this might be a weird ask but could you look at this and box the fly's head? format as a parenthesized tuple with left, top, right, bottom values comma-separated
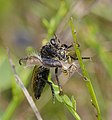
(57, 48, 66, 61)
(49, 35, 61, 49)
(56, 43, 74, 61)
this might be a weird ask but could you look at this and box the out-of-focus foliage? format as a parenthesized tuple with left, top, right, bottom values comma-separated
(0, 0, 112, 120)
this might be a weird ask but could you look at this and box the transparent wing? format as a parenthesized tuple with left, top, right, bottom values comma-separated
(59, 56, 91, 82)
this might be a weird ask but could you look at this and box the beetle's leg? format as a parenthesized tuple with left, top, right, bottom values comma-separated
(55, 67, 63, 95)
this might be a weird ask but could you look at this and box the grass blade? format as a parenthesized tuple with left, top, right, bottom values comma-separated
(69, 17, 102, 120)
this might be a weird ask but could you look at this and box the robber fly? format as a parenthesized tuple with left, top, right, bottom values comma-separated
(19, 35, 90, 100)
(19, 35, 73, 99)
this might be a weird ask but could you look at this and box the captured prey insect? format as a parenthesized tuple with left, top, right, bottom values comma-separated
(19, 35, 90, 100)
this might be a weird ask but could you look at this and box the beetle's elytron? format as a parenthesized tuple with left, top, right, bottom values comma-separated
(19, 35, 90, 100)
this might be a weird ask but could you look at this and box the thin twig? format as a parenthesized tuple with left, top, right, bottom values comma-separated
(7, 48, 43, 120)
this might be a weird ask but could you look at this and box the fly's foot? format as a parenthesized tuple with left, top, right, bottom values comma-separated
(19, 57, 28, 65)
(59, 89, 63, 96)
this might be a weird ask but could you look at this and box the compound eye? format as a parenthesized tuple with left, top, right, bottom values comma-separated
(50, 39, 56, 45)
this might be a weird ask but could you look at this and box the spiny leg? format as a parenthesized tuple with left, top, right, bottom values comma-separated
(81, 57, 91, 60)
(55, 67, 63, 95)
(19, 56, 41, 66)
(70, 56, 91, 61)
(67, 62, 87, 80)
(38, 76, 55, 101)
(47, 81, 55, 102)
(61, 42, 80, 49)
(42, 58, 62, 68)
(19, 56, 29, 65)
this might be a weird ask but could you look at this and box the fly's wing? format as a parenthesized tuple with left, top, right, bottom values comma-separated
(32, 65, 50, 99)
(32, 65, 40, 94)
(32, 65, 41, 99)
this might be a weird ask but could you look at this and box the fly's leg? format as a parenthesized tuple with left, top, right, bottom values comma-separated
(81, 57, 91, 60)
(42, 58, 62, 68)
(61, 42, 80, 49)
(71, 56, 91, 61)
(65, 44, 73, 49)
(55, 67, 63, 95)
(67, 62, 88, 81)
(19, 56, 29, 65)
(47, 81, 55, 103)
(19, 55, 42, 67)
(20, 56, 63, 68)
(40, 77, 55, 102)
(61, 44, 73, 49)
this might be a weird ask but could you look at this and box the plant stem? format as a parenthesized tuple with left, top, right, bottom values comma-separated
(6, 48, 43, 120)
(69, 17, 102, 120)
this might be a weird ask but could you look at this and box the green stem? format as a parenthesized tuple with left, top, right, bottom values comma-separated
(69, 17, 102, 120)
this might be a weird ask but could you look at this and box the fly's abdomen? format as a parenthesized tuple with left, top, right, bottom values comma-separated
(32, 65, 50, 99)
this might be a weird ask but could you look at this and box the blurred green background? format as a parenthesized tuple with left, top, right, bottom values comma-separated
(0, 0, 112, 120)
